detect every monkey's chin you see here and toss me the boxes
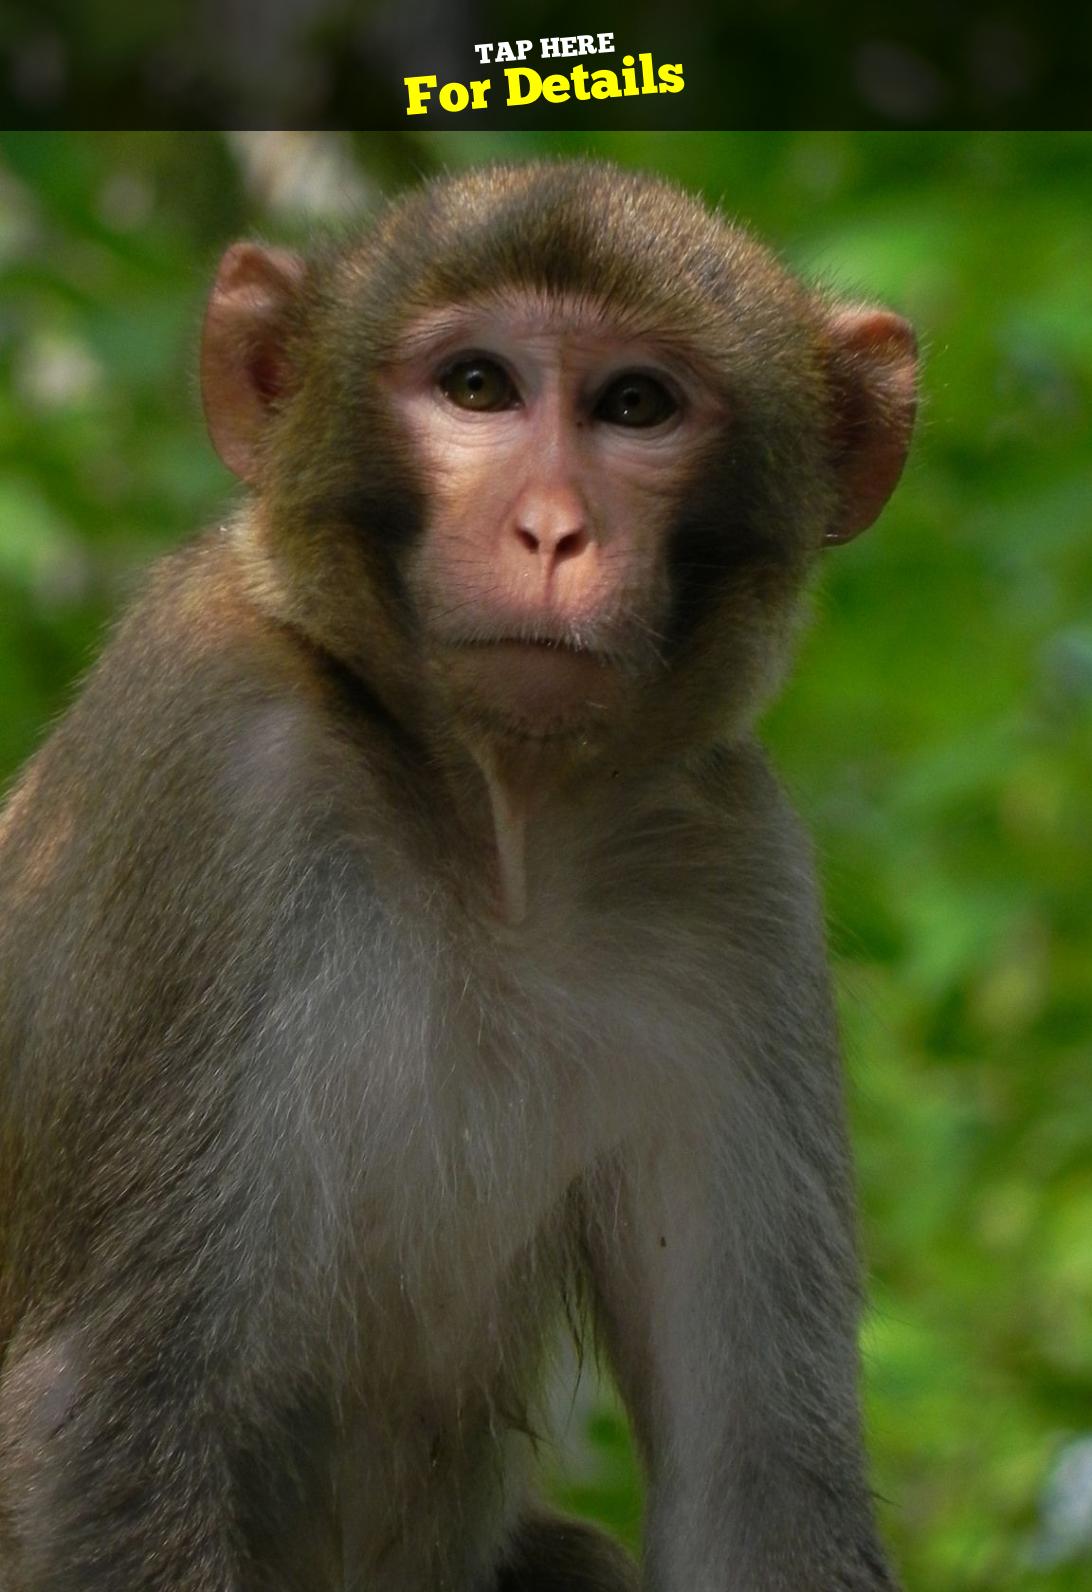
[439,641,621,746]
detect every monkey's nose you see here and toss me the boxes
[510,482,591,568]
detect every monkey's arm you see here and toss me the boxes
[0,538,349,1588]
[584,759,898,1592]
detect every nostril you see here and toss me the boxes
[554,528,587,561]
[515,528,540,553]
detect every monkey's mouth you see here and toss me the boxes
[439,638,621,740]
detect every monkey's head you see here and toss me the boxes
[201,161,916,774]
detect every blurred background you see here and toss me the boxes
[0,130,1089,1588]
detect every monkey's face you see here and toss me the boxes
[380,293,726,746]
[201,163,916,766]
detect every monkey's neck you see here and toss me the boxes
[476,754,530,926]
[446,731,614,927]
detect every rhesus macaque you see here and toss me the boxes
[0,161,916,1590]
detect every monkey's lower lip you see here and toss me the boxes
[442,640,618,734]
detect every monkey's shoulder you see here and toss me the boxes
[2,532,355,825]
[608,738,820,895]
[0,534,389,978]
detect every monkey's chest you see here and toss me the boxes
[294,846,729,1377]
[337,930,666,1354]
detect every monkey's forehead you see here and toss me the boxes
[332,162,810,340]
[377,288,712,367]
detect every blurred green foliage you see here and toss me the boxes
[0,131,1089,1589]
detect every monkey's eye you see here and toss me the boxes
[439,359,517,412]
[595,373,678,429]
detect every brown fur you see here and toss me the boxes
[0,161,914,1589]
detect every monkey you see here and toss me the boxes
[0,159,917,1590]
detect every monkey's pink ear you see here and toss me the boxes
[824,307,917,544]
[201,243,308,486]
